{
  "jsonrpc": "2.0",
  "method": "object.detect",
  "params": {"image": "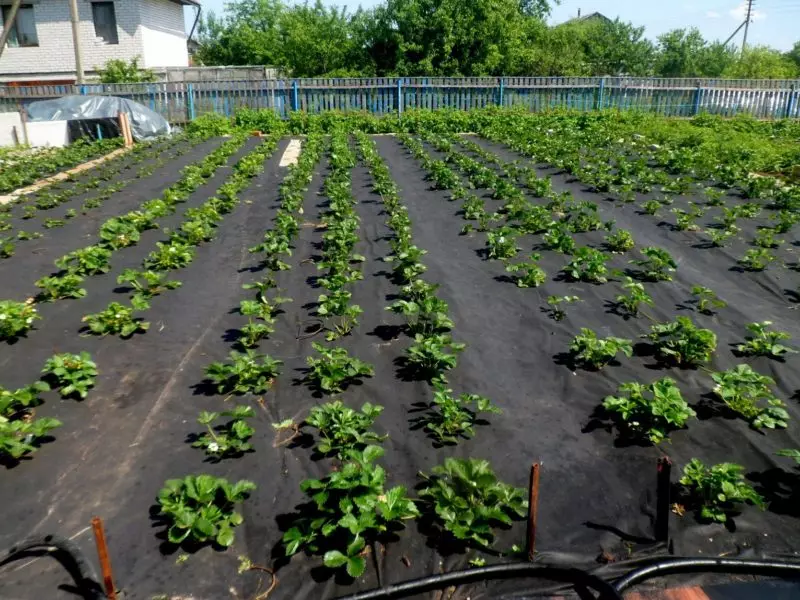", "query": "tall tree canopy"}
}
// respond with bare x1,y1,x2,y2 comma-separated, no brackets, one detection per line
195,0,800,79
